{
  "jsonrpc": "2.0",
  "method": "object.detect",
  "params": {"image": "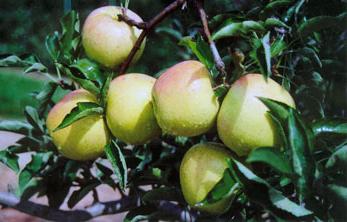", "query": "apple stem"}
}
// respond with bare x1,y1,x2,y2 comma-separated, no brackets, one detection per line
194,0,227,82
118,0,187,75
